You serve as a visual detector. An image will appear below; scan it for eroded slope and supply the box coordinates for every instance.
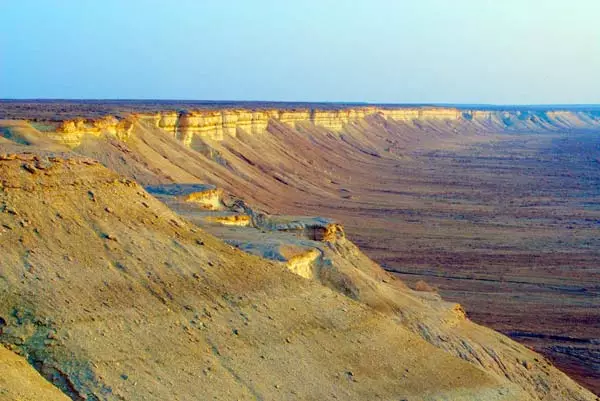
[1,104,599,398]
[149,183,597,401]
[0,149,533,401]
[0,344,70,401]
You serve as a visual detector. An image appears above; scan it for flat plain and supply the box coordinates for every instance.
[297,132,600,392]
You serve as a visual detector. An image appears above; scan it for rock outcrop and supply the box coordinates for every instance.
[205,214,252,226]
[181,188,223,209]
[380,107,462,122]
[282,247,321,279]
[33,106,600,151]
[47,116,134,147]
[60,117,132,141]
[310,109,371,131]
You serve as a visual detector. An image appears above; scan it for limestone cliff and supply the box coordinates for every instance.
[381,107,462,122]
[36,106,600,151]
[157,111,179,134]
[311,109,368,131]
[50,116,134,147]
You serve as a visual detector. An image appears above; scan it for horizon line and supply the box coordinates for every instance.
[2,98,600,108]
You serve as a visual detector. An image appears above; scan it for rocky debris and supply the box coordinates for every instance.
[205,214,251,226]
[0,153,18,161]
[104,233,118,242]
[35,158,53,170]
[2,205,19,215]
[258,216,346,242]
[22,162,38,174]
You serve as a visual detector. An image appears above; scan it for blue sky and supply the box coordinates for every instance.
[2,0,599,104]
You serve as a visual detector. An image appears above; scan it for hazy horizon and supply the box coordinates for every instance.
[3,99,600,109]
[3,0,600,104]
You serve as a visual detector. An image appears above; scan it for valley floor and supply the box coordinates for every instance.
[292,133,600,393]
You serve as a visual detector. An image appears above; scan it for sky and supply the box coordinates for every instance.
[2,0,600,104]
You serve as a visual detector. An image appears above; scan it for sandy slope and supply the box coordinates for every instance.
[0,345,70,401]
[79,114,599,395]
[0,148,534,400]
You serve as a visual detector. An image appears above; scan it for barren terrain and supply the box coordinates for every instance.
[308,133,600,393]
[0,101,598,399]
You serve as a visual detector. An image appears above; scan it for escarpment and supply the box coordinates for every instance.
[51,116,134,147]
[380,107,463,122]
[2,102,600,399]
[33,106,600,151]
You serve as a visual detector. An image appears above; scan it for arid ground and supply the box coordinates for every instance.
[299,132,600,393]
[0,100,598,399]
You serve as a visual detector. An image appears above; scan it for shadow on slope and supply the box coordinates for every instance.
[0,146,532,400]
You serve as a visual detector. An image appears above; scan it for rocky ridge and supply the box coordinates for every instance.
[38,106,600,148]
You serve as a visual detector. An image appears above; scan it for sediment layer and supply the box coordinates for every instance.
[41,106,600,148]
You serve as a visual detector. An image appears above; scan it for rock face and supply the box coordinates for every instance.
[205,214,252,226]
[156,111,180,134]
[145,184,223,210]
[264,217,346,242]
[311,109,370,131]
[182,188,223,210]
[36,106,600,150]
[380,107,462,121]
[283,247,321,279]
[51,116,134,146]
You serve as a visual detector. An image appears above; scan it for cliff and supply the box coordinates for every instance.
[51,116,134,147]
[31,106,600,149]
[380,107,462,121]
[2,104,600,398]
